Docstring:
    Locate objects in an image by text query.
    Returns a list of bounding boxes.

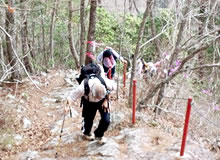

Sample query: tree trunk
[169,0,191,67]
[0,37,3,73]
[20,0,33,73]
[80,0,86,67]
[41,9,47,65]
[5,0,21,80]
[132,0,140,14]
[85,0,97,65]
[198,1,206,79]
[68,0,80,69]
[128,0,153,108]
[27,21,35,59]
[49,0,59,67]
[154,83,165,115]
[129,0,133,12]
[149,0,160,60]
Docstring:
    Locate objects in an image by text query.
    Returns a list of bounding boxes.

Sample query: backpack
[102,49,117,61]
[80,74,109,107]
[76,62,101,84]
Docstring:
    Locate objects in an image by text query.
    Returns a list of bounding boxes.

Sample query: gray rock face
[87,139,120,157]
[21,117,31,129]
[19,150,40,160]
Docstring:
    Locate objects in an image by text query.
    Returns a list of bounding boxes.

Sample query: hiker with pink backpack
[97,47,127,79]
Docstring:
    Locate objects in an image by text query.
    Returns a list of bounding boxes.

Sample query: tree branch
[0,26,47,93]
[180,63,220,72]
[142,44,210,104]
[140,23,169,49]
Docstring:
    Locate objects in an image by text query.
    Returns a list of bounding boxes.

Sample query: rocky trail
[0,69,218,160]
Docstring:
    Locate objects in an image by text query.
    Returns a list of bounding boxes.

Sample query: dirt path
[1,69,217,160]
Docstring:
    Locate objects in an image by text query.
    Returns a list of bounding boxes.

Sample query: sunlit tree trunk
[85,0,97,65]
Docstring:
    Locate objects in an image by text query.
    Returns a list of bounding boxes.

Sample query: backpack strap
[84,76,90,96]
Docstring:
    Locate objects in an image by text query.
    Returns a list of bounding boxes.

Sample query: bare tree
[132,0,140,14]
[149,0,161,60]
[169,0,191,67]
[20,0,33,73]
[140,0,220,106]
[80,0,86,67]
[197,0,206,78]
[85,0,97,65]
[49,0,59,67]
[68,0,80,69]
[40,9,46,65]
[5,0,21,80]
[128,0,153,108]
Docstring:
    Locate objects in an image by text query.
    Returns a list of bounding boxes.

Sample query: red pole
[108,68,112,79]
[132,80,137,124]
[123,63,127,88]
[180,98,192,156]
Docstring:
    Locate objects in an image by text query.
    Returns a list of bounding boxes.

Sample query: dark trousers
[82,99,110,138]
[103,65,115,79]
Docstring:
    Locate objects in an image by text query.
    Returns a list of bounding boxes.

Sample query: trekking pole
[69,105,72,118]
[55,109,66,158]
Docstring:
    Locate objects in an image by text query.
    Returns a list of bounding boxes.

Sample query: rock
[16,105,26,113]
[19,150,40,160]
[87,138,120,158]
[21,117,31,129]
[6,94,15,99]
[32,80,43,87]
[64,78,75,86]
[42,97,57,103]
[40,72,47,77]
[109,111,125,130]
[14,134,23,145]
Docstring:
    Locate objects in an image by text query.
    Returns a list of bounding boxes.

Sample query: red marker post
[123,63,127,88]
[180,98,192,156]
[132,80,137,124]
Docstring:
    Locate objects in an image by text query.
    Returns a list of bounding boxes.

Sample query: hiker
[127,57,148,79]
[97,47,127,79]
[66,64,116,144]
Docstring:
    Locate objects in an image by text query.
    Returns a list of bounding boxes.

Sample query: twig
[140,23,169,49]
[139,104,184,116]
[0,26,47,94]
[180,63,220,72]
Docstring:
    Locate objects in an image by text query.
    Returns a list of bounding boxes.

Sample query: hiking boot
[95,137,106,145]
[83,134,95,141]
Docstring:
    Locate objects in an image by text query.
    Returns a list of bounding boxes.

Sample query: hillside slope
[0,69,218,160]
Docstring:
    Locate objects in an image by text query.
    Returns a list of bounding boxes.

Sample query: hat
[103,49,113,57]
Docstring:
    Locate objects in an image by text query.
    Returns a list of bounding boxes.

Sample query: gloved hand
[64,98,72,113]
[122,59,127,64]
